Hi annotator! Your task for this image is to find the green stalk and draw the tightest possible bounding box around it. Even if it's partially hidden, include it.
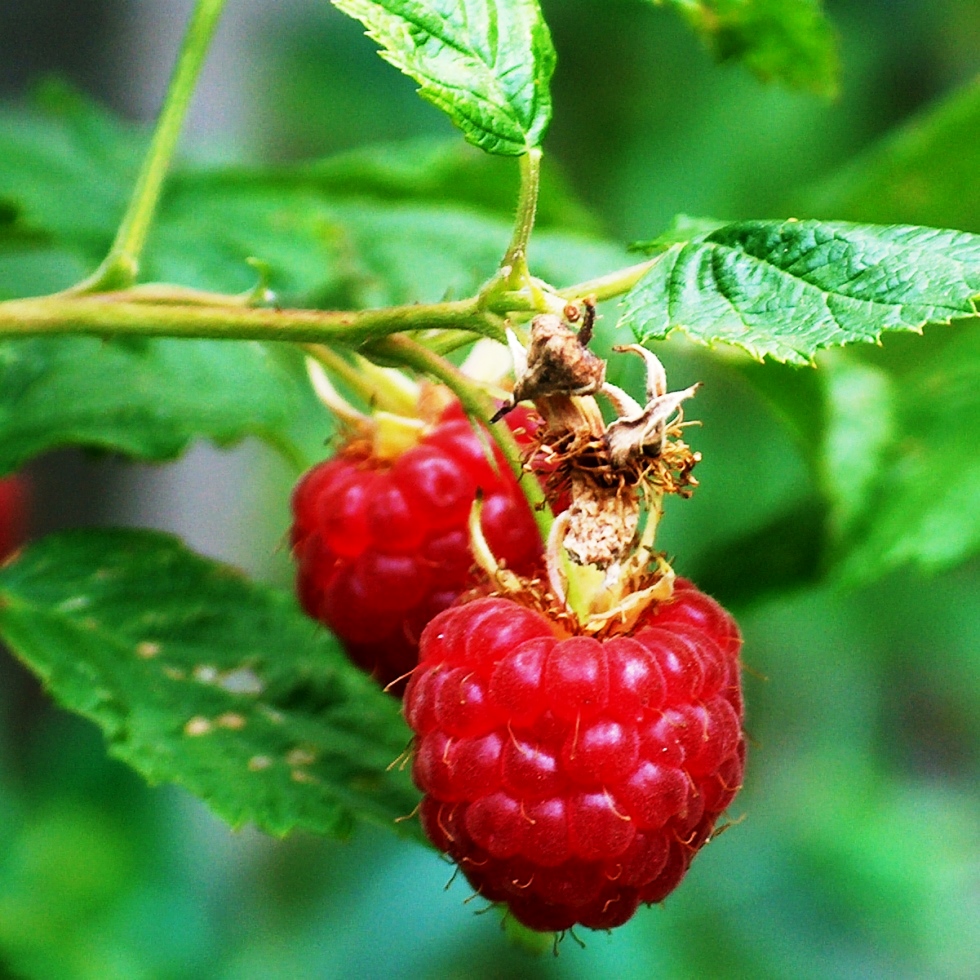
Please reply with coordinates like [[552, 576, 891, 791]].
[[556, 257, 661, 304], [0, 294, 506, 346], [480, 148, 550, 313], [304, 343, 420, 416], [70, 0, 229, 294], [369, 335, 555, 546], [503, 148, 542, 280]]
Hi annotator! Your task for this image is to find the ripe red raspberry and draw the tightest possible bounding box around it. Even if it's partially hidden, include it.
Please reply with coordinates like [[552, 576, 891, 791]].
[[405, 581, 744, 933], [290, 406, 544, 690]]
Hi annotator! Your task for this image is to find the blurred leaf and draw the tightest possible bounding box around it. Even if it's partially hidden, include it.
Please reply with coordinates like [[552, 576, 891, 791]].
[[280, 138, 599, 232], [725, 356, 824, 464], [0, 338, 332, 476], [791, 80, 980, 581], [328, 0, 556, 155], [649, 0, 839, 96], [0, 82, 139, 255], [0, 91, 619, 310], [0, 85, 141, 300], [832, 321, 980, 581], [0, 529, 423, 841], [819, 356, 895, 540], [150, 178, 627, 309], [687, 497, 826, 607], [621, 220, 980, 364], [800, 75, 980, 233], [0, 807, 139, 980], [0, 89, 616, 308], [0, 93, 626, 475]]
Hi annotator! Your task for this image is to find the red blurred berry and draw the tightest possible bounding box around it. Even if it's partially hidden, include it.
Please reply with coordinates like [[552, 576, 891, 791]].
[[0, 474, 29, 561], [406, 582, 744, 933], [291, 406, 544, 690]]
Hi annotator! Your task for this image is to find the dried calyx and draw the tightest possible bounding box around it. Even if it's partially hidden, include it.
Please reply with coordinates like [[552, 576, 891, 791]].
[[484, 299, 701, 633]]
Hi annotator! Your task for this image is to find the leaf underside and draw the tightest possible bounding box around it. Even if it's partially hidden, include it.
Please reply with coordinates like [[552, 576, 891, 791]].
[[621, 220, 980, 364], [0, 529, 423, 842], [329, 0, 556, 155]]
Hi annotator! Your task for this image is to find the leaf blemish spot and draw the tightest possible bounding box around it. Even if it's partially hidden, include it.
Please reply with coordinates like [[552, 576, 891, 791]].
[[58, 596, 90, 612], [192, 663, 264, 695], [217, 712, 247, 730], [286, 747, 317, 767], [218, 666, 264, 695], [184, 716, 213, 736], [136, 641, 161, 659], [248, 755, 272, 772], [291, 769, 318, 785], [260, 706, 285, 725]]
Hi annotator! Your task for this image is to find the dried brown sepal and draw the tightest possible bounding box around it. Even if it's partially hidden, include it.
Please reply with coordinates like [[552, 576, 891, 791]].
[[486, 304, 701, 626], [604, 385, 700, 468], [491, 305, 605, 424]]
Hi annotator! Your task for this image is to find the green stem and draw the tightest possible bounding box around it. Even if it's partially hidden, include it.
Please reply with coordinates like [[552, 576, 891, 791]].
[[503, 148, 542, 279], [412, 328, 485, 356], [479, 149, 550, 314], [99, 283, 253, 306], [369, 335, 555, 546], [0, 294, 506, 345], [556, 257, 661, 304], [70, 0, 229, 294]]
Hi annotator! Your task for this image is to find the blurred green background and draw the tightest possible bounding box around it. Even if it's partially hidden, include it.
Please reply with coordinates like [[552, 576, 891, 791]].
[[1, 1, 978, 977]]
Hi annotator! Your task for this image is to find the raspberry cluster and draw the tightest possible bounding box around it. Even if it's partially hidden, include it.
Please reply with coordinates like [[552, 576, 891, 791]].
[[290, 406, 542, 688], [405, 580, 744, 932]]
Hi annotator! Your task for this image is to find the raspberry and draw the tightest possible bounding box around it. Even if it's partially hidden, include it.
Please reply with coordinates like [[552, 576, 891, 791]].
[[405, 582, 744, 933], [0, 474, 28, 561], [290, 406, 544, 690]]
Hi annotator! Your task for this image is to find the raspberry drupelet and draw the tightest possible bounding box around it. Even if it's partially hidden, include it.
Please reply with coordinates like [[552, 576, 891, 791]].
[[405, 583, 744, 932]]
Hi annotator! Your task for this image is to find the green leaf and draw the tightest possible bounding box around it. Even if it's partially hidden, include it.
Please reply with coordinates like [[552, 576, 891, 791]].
[[328, 0, 556, 155], [620, 220, 980, 364], [650, 0, 839, 96], [0, 529, 422, 840], [0, 337, 333, 476], [829, 322, 980, 582], [800, 75, 980, 233]]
